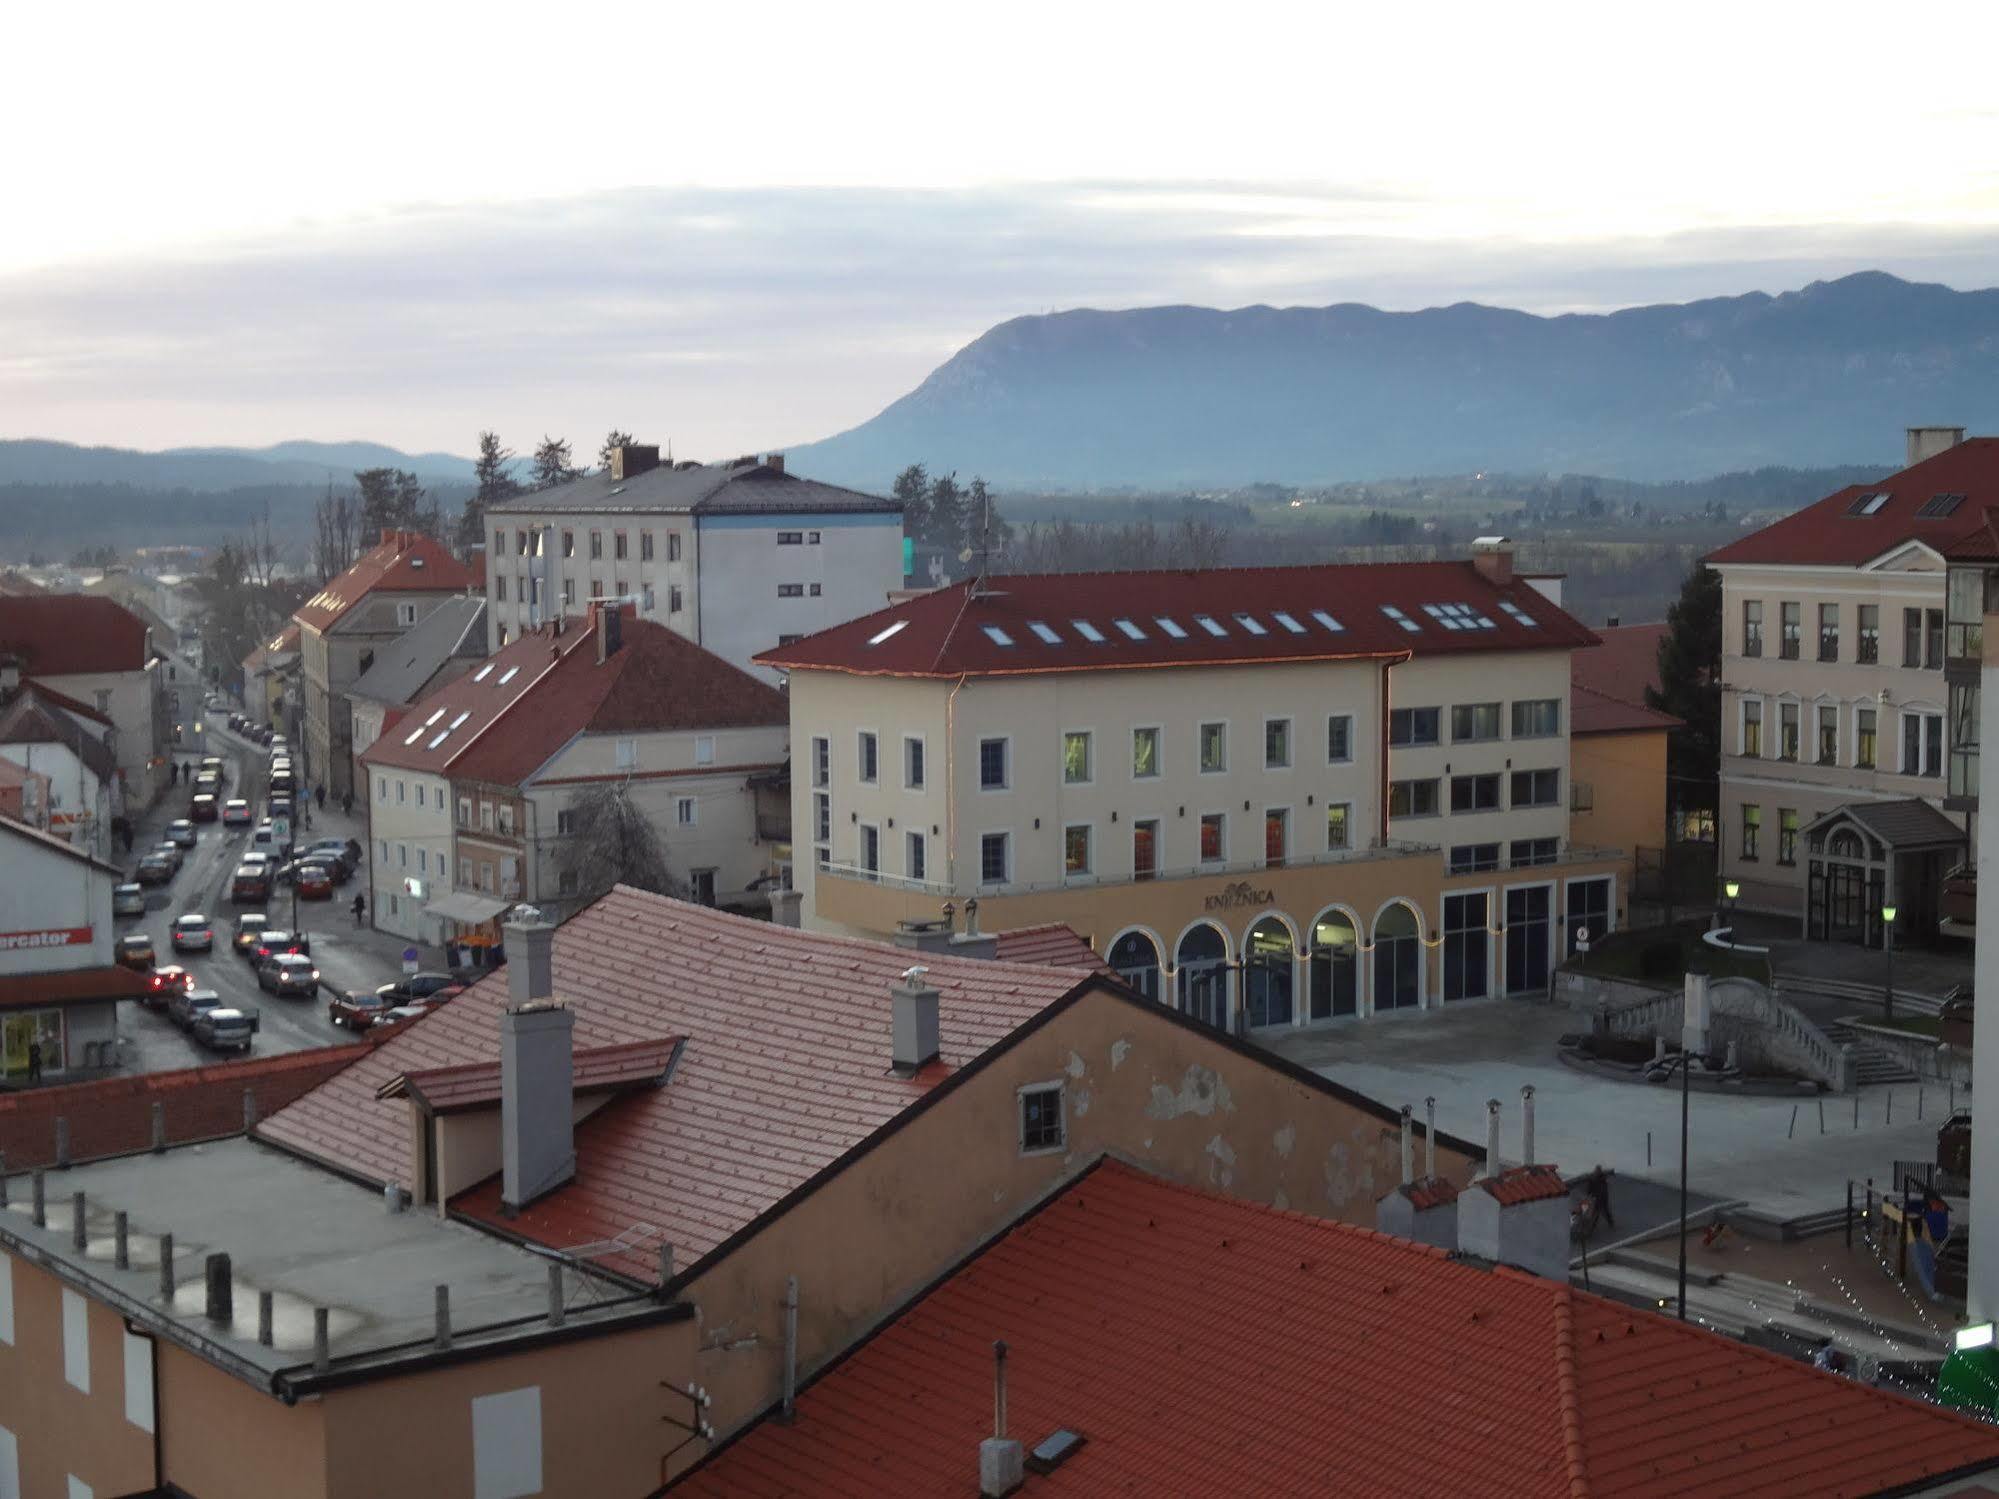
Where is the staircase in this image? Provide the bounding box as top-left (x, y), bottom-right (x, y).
top-left (1824, 1020), bottom-right (1920, 1085)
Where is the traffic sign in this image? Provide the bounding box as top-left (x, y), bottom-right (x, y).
top-left (402, 946), bottom-right (420, 975)
top-left (272, 816), bottom-right (291, 845)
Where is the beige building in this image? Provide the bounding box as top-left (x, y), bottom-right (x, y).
top-left (0, 594), bottom-right (167, 809)
top-left (761, 543), bottom-right (1632, 1029)
top-left (1707, 428), bottom-right (1997, 942)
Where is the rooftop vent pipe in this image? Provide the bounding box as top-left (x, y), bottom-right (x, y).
top-left (980, 1340), bottom-right (1025, 1498)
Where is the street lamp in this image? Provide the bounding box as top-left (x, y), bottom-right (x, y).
top-left (1882, 904), bottom-right (1898, 1021)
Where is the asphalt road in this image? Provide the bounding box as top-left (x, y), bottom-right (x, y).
top-left (113, 708), bottom-right (394, 1072)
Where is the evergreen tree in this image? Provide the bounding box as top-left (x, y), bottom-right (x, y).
top-left (355, 468), bottom-right (401, 535)
top-left (891, 463), bottom-right (931, 542)
top-left (460, 431), bottom-right (520, 546)
top-left (531, 436), bottom-right (579, 491)
top-left (1646, 562), bottom-right (1722, 815)
top-left (924, 471), bottom-right (966, 558)
top-left (598, 430), bottom-right (635, 472)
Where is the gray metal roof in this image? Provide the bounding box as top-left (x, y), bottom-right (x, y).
top-left (485, 457), bottom-right (900, 518)
top-left (1805, 797), bottom-right (1966, 849)
top-left (347, 595), bottom-right (487, 707)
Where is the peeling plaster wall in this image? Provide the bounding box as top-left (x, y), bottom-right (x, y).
top-left (680, 984), bottom-right (1481, 1446)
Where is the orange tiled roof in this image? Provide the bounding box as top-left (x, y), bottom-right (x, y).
top-left (293, 531), bottom-right (474, 633)
top-left (672, 1161), bottom-right (1999, 1498)
top-left (991, 923), bottom-right (1112, 973)
top-left (1477, 1162), bottom-right (1569, 1206)
top-left (1570, 623), bottom-right (1680, 736)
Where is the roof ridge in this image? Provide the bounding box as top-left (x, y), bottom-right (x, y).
top-left (1550, 1289), bottom-right (1591, 1498)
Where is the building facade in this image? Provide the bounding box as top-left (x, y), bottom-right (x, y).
top-left (482, 447), bottom-right (903, 683)
top-left (0, 594), bottom-right (166, 809)
top-left (762, 545), bottom-right (1633, 1033)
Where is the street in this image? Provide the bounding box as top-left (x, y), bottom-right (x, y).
top-left (112, 704), bottom-right (414, 1072)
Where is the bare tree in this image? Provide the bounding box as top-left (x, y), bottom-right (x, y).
top-left (548, 781), bottom-right (683, 902)
top-left (241, 504), bottom-right (282, 592)
top-left (313, 482), bottom-right (358, 582)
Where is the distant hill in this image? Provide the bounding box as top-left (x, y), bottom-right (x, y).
top-left (788, 272), bottom-right (1999, 489)
top-left (0, 438), bottom-right (475, 491)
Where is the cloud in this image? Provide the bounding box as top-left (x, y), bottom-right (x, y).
top-left (4, 183), bottom-right (1998, 457)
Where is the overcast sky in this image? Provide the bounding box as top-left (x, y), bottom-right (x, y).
top-left (7, 0), bottom-right (1999, 459)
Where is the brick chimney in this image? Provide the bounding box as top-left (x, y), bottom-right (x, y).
top-left (608, 445), bottom-right (660, 483)
top-left (1907, 426), bottom-right (1966, 467)
top-left (1471, 536), bottom-right (1514, 587)
top-left (764, 453), bottom-right (786, 475)
top-left (594, 602), bottom-right (624, 664)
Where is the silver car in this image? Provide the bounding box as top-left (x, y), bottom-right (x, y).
top-left (113, 883), bottom-right (147, 918)
top-left (192, 1008), bottom-right (255, 1052)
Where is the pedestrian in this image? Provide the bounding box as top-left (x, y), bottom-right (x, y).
top-left (1586, 1164), bottom-right (1616, 1229)
top-left (315, 783), bottom-right (326, 811)
top-left (341, 789), bottom-right (353, 817)
top-left (352, 892), bottom-right (367, 926)
top-left (26, 1040), bottom-right (41, 1083)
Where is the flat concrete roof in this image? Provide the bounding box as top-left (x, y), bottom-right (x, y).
top-left (0, 1137), bottom-right (678, 1393)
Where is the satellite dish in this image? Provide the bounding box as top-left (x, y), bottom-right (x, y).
top-left (958, 548), bottom-right (974, 562)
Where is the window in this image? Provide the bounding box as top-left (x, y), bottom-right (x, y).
top-left (690, 869), bottom-right (717, 905)
top-left (641, 583), bottom-right (655, 611)
top-left (778, 633), bottom-right (802, 646)
top-left (377, 776), bottom-right (388, 802)
top-left (1777, 808), bottom-right (1799, 866)
top-left (397, 780), bottom-right (406, 804)
top-left (695, 735), bottom-right (715, 766)
top-left (811, 736), bottom-right (830, 788)
top-left (1510, 837), bottom-right (1558, 867)
top-left (859, 824), bottom-right (880, 877)
top-left (1571, 779), bottom-right (1594, 812)
top-left (1325, 802), bottom-right (1351, 851)
top-left (669, 585), bottom-right (684, 613)
top-left (1780, 601), bottom-right (1801, 659)
top-left (556, 808), bottom-right (576, 835)
top-left (809, 530), bottom-right (821, 544)
top-left (496, 574), bottom-right (508, 602)
top-left (1905, 607), bottom-right (1923, 667)
top-left (641, 531), bottom-right (654, 561)
top-left (516, 530), bottom-right (531, 557)
top-left (1070, 619), bottom-right (1105, 643)
top-left (1063, 731), bottom-right (1093, 784)
top-left (809, 583), bottom-right (822, 597)
top-left (1327, 714), bottom-right (1353, 763)
top-left (1778, 701), bottom-right (1800, 761)
top-left (979, 737), bottom-right (1008, 790)
top-left (906, 830), bottom-right (926, 881)
top-left (1019, 1084), bottom-right (1064, 1153)
top-left (904, 736), bottom-right (925, 789)
top-left (1388, 778), bottom-right (1440, 818)
top-left (980, 831), bottom-right (1010, 884)
top-left (1856, 707), bottom-right (1877, 769)
top-left (1948, 569), bottom-right (1988, 659)
top-left (616, 737), bottom-right (637, 769)
top-left (614, 531), bottom-right (628, 560)
top-left (1740, 803), bottom-right (1761, 860)
top-left (858, 731), bottom-right (879, 783)
top-left (1132, 819), bottom-right (1159, 879)
top-left (1263, 807), bottom-right (1287, 867)
top-left (1199, 812), bottom-right (1225, 863)
top-left (562, 579), bottom-right (576, 605)
top-left (1131, 726), bottom-right (1161, 779)
top-left (1114, 617), bottom-right (1146, 640)
top-left (1742, 699), bottom-right (1763, 757)
top-left (778, 583), bottom-right (804, 598)
top-left (1264, 717), bottom-right (1291, 768)
top-left (589, 530), bottom-right (603, 560)
top-left (1451, 773), bottom-right (1500, 812)
top-left (777, 530), bottom-right (803, 545)
top-left (497, 624), bottom-right (508, 645)
top-left (1927, 607), bottom-right (1945, 668)
top-left (1064, 824), bottom-right (1092, 877)
top-left (1510, 768), bottom-right (1560, 807)
top-left (668, 532), bottom-right (682, 562)
top-left (1028, 621), bottom-right (1062, 645)
top-left (396, 602), bottom-right (419, 627)
top-left (1271, 610), bottom-right (1305, 634)
top-left (561, 529), bottom-right (575, 558)
top-left (418, 848), bottom-right (429, 875)
top-left (1901, 711), bottom-right (1944, 777)
top-left (1816, 704), bottom-right (1839, 764)
top-left (1511, 698), bottom-right (1561, 738)
top-left (457, 856), bottom-right (471, 887)
top-left (1388, 707), bottom-right (1440, 747)
top-left (1452, 703), bottom-right (1501, 742)
top-left (1199, 721), bottom-right (1227, 773)
top-left (813, 792), bottom-right (831, 866)
top-left (493, 528), bottom-right (506, 556)
top-left (1193, 613), bottom-right (1228, 637)
top-left (676, 796), bottom-right (697, 827)
top-left (1952, 681), bottom-right (1981, 798)
top-left (1154, 615), bottom-right (1188, 639)
top-left (457, 796), bottom-right (471, 826)
top-left (558, 869), bottom-right (579, 895)
top-left (1818, 603), bottom-right (1840, 661)
top-left (1742, 600), bottom-right (1763, 657)
top-left (982, 625), bottom-right (1014, 646)
top-left (1448, 843), bottom-right (1501, 874)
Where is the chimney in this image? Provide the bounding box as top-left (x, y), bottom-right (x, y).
top-left (768, 888), bottom-right (803, 928)
top-left (505, 905), bottom-right (556, 1005)
top-left (500, 1001), bottom-right (576, 1212)
top-left (1375, 1100), bottom-right (1459, 1249)
top-left (1424, 1096), bottom-right (1437, 1180)
top-left (1907, 426), bottom-right (1966, 467)
top-left (1483, 1098), bottom-right (1502, 1177)
top-left (1399, 1104), bottom-right (1414, 1186)
top-left (1605, 614), bottom-right (1620, 629)
top-left (594, 602), bottom-right (624, 664)
top-left (205, 1253), bottom-right (233, 1325)
top-left (1520, 1085), bottom-right (1535, 1165)
top-left (608, 445), bottom-right (660, 483)
top-left (1457, 1163), bottom-right (1571, 1280)
top-left (892, 969), bottom-right (941, 1073)
top-left (893, 916), bottom-right (957, 955)
top-left (979, 1341), bottom-right (1025, 1499)
top-left (765, 453), bottom-right (786, 475)
top-left (1471, 536), bottom-right (1514, 588)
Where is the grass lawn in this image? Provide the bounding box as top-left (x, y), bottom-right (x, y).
top-left (1570, 923), bottom-right (1771, 987)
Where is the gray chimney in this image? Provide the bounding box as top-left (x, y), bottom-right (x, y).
top-left (768, 888), bottom-right (803, 929)
top-left (1470, 536), bottom-right (1514, 588)
top-left (609, 444), bottom-right (660, 483)
top-left (892, 971), bottom-right (941, 1073)
top-left (893, 916), bottom-right (956, 955)
top-left (1520, 1085), bottom-right (1535, 1166)
top-left (1457, 1164), bottom-right (1571, 1280)
top-left (505, 906), bottom-right (556, 1006)
top-left (1907, 426), bottom-right (1966, 467)
top-left (1399, 1104), bottom-right (1414, 1187)
top-left (979, 1340), bottom-right (1024, 1498)
top-left (1482, 1098), bottom-right (1502, 1177)
top-left (500, 1002), bottom-right (576, 1211)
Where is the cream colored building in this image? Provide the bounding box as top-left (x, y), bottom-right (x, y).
top-left (762, 544), bottom-right (1630, 1032)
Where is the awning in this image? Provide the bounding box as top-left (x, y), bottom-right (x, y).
top-left (422, 891), bottom-right (514, 925)
top-left (0, 965), bottom-right (154, 1012)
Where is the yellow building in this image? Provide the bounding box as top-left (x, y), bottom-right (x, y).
top-left (1567, 622), bottom-right (1680, 899)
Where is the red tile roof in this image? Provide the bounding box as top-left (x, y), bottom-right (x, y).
top-left (380, 1036), bottom-right (681, 1113)
top-left (1571, 624), bottom-right (1680, 736)
top-left (0, 594), bottom-right (152, 676)
top-left (1402, 1176), bottom-right (1460, 1210)
top-left (1707, 438), bottom-right (1999, 568)
top-left (256, 891), bottom-right (1099, 1282)
top-left (990, 923), bottom-right (1112, 973)
top-left (673, 1160), bottom-right (1999, 1499)
top-left (1477, 1162), bottom-right (1569, 1206)
top-left (360, 607), bottom-right (786, 786)
top-left (756, 561), bottom-right (1597, 680)
top-left (293, 530), bottom-right (475, 633)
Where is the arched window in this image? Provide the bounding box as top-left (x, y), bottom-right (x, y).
top-left (1308, 909), bottom-right (1358, 1021)
top-left (1829, 828), bottom-right (1864, 860)
top-left (1175, 924), bottom-right (1229, 1030)
top-left (1242, 916), bottom-right (1295, 1029)
top-left (1109, 930), bottom-right (1162, 1003)
top-left (1372, 902), bottom-right (1422, 1011)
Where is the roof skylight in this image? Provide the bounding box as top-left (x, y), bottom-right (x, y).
top-left (1071, 619), bottom-right (1106, 643)
top-left (1029, 621), bottom-right (1063, 645)
top-left (867, 620), bottom-right (908, 646)
top-left (1846, 492), bottom-right (1891, 516)
top-left (1310, 610), bottom-right (1343, 633)
top-left (982, 625), bottom-right (1015, 647)
top-left (424, 708), bottom-right (446, 726)
top-left (497, 666), bottom-right (520, 685)
top-left (1380, 605), bottom-right (1422, 633)
top-left (1114, 617), bottom-right (1147, 640)
top-left (427, 730), bottom-right (451, 749)
top-left (1154, 616), bottom-right (1188, 639)
top-left (1498, 599), bottom-right (1540, 628)
top-left (471, 664), bottom-right (495, 682)
top-left (1919, 492), bottom-right (1967, 518)
top-left (1193, 614), bottom-right (1228, 638)
top-left (1232, 613), bottom-right (1267, 636)
top-left (1271, 611), bottom-right (1306, 634)
top-left (1422, 602), bottom-right (1497, 631)
top-left (448, 711), bottom-right (471, 730)
top-left (402, 726), bottom-right (425, 745)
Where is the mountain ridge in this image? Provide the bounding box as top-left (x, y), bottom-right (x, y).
top-left (0, 437), bottom-right (476, 491)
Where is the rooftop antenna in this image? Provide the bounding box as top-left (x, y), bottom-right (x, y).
top-left (967, 482), bottom-right (1001, 597)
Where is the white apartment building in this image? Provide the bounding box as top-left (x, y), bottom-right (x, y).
top-left (364, 762), bottom-right (455, 941)
top-left (1708, 427), bottom-right (1996, 945)
top-left (760, 543), bottom-right (1630, 1034)
top-left (482, 447), bottom-right (903, 683)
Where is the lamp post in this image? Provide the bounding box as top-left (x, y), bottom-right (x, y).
top-left (1723, 879), bottom-right (1740, 937)
top-left (1677, 988), bottom-right (1693, 1322)
top-left (1882, 904), bottom-right (1898, 1022)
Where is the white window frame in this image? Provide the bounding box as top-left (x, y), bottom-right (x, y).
top-left (1198, 810), bottom-right (1227, 866)
top-left (811, 735), bottom-right (831, 789)
top-left (694, 735), bottom-right (715, 767)
top-left (1263, 716), bottom-right (1293, 770)
top-left (978, 735), bottom-right (1011, 792)
top-left (1198, 720), bottom-right (1228, 774)
top-left (1063, 821), bottom-right (1094, 880)
top-left (1326, 713), bottom-right (1355, 764)
top-left (616, 737), bottom-right (638, 770)
top-left (1062, 728), bottom-right (1094, 787)
top-left (676, 796), bottom-right (697, 827)
top-left (903, 734), bottom-right (927, 790)
top-left (1131, 724), bottom-right (1163, 780)
top-left (857, 729), bottom-right (879, 785)
top-left (1326, 800), bottom-right (1353, 852)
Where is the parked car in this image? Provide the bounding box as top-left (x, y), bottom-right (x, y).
top-left (259, 953), bottom-right (321, 997)
top-left (269, 794), bottom-right (294, 820)
top-left (222, 798), bottom-right (252, 827)
top-left (269, 771), bottom-right (295, 798)
top-left (190, 793), bottom-right (218, 823)
top-left (193, 770), bottom-right (220, 797)
top-left (252, 822), bottom-right (277, 849)
top-left (200, 755), bottom-right (226, 781)
top-left (113, 883), bottom-right (147, 918)
top-left (254, 929), bottom-right (312, 961)
top-left (296, 864), bottom-right (335, 900)
top-left (152, 841), bottom-right (184, 873)
top-left (192, 1007), bottom-right (256, 1052)
top-left (304, 838), bottom-right (362, 873)
top-left (147, 964), bottom-right (195, 1004)
top-left (168, 986), bottom-right (225, 1029)
top-left (231, 864), bottom-right (271, 904)
top-left (115, 933), bottom-right (156, 970)
top-left (135, 852), bottom-right (176, 886)
top-left (170, 913), bottom-right (214, 954)
top-left (270, 734), bottom-right (288, 753)
top-left (240, 850), bottom-right (272, 870)
top-left (166, 819), bottom-right (197, 849)
top-left (328, 990), bottom-right (398, 1030)
top-left (232, 913), bottom-right (270, 956)
top-left (376, 972), bottom-right (459, 1003)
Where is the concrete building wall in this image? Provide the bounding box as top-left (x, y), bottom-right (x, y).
top-left (365, 765), bottom-right (454, 939)
top-left (485, 514), bottom-right (697, 651)
top-left (678, 981), bottom-right (1482, 1444)
top-left (695, 512), bottom-right (903, 682)
top-left (0, 741), bottom-right (111, 854)
top-left (158, 1339), bottom-right (330, 1499)
top-left (0, 835), bottom-right (112, 976)
top-left (1571, 727), bottom-right (1669, 893)
top-left (39, 666), bottom-right (161, 806)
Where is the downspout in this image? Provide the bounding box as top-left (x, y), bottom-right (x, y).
top-left (1377, 658), bottom-right (1394, 846)
top-left (690, 516), bottom-right (704, 646)
top-left (945, 674), bottom-right (967, 891)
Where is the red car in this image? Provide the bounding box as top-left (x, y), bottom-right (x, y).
top-left (296, 865), bottom-right (334, 900)
top-left (328, 990), bottom-right (397, 1029)
top-left (145, 965), bottom-right (195, 1007)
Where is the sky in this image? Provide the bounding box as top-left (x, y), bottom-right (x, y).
top-left (6, 0), bottom-right (1999, 459)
